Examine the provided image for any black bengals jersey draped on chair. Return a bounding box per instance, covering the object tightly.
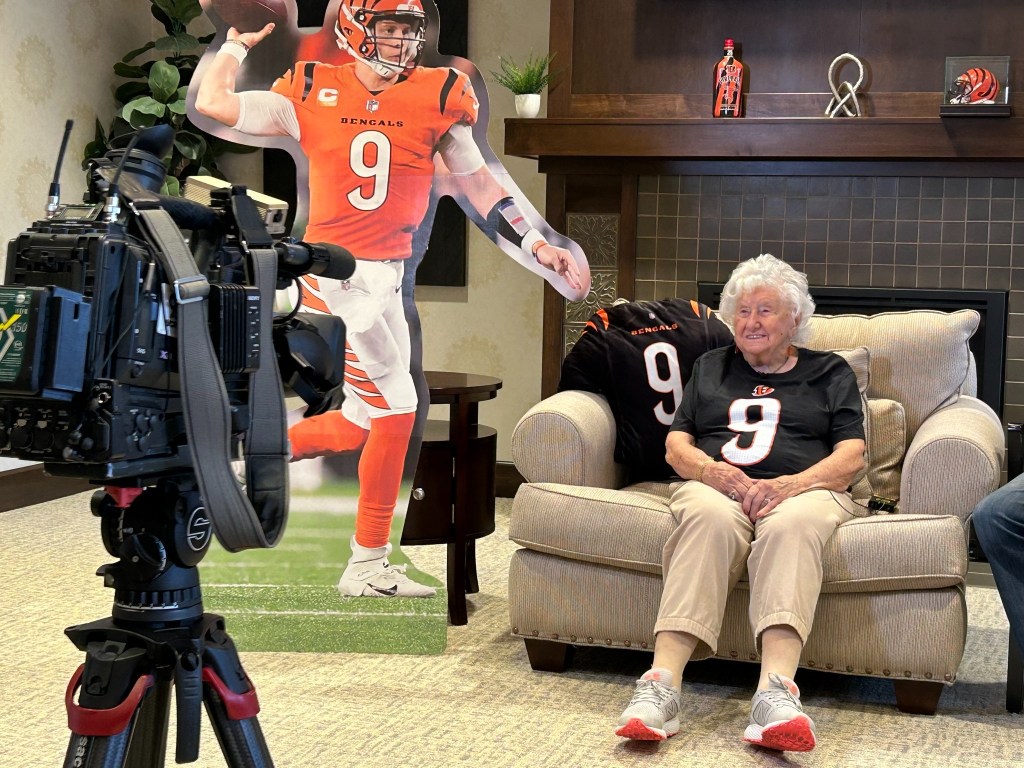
[558,298,734,481]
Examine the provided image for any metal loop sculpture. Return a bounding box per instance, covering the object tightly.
[826,53,865,118]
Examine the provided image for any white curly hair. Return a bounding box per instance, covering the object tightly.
[716,254,816,345]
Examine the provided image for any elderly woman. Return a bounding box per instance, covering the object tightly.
[615,254,865,753]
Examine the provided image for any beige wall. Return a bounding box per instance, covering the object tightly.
[0,0,553,463]
[0,1,153,243]
[418,0,552,460]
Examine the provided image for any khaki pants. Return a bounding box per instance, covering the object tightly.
[654,481,855,659]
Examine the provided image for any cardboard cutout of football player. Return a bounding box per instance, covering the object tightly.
[191,0,590,599]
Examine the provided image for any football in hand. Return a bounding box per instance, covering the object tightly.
[207,0,290,32]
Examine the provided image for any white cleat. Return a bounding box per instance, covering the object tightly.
[337,537,437,598]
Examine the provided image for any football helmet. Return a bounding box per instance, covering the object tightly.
[336,0,427,79]
[947,67,1000,105]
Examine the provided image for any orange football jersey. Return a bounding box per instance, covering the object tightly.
[271,61,479,260]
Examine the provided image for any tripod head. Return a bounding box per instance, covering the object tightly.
[92,476,211,625]
[63,477,273,765]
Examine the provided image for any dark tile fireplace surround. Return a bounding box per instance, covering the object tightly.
[630,174,1024,424]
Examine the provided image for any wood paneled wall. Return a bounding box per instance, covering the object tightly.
[526,0,1024,397]
[548,0,1024,118]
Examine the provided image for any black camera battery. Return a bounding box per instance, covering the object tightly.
[208,284,261,374]
[0,286,90,399]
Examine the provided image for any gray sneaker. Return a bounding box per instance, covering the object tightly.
[743,673,816,752]
[615,672,681,741]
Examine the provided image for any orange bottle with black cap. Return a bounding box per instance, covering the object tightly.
[713,38,744,117]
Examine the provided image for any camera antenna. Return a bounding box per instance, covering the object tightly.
[104,131,142,223]
[46,119,74,218]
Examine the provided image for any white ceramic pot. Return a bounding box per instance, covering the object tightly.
[514,93,541,118]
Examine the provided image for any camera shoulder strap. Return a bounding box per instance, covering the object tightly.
[134,205,287,551]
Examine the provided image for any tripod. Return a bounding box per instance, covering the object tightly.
[61,477,274,767]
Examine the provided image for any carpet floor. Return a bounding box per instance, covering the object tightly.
[1,493,1021,767]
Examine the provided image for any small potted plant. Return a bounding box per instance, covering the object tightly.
[491,53,556,118]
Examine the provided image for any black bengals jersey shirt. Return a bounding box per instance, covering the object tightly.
[670,346,864,479]
[558,298,734,481]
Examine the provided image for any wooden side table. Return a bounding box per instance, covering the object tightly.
[402,371,502,625]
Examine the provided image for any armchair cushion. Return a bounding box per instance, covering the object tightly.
[805,310,979,442]
[509,482,967,593]
[509,482,673,575]
[865,398,906,502]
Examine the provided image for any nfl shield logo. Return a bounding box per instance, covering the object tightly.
[366,99,380,113]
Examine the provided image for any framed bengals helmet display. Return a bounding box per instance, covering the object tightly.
[940,55,1011,117]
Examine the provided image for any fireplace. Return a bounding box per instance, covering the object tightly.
[697,284,1007,415]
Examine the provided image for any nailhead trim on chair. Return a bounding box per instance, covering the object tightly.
[512,630,957,683]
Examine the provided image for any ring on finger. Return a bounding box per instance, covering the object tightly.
[729,491,738,501]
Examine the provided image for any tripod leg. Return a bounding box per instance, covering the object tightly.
[201,624,275,767]
[63,649,164,768]
[124,678,173,768]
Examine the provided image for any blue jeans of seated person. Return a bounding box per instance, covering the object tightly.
[972,473,1024,656]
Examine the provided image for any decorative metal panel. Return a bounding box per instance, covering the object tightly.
[567,213,619,268]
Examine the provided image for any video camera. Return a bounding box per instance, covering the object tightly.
[0,123,354,550]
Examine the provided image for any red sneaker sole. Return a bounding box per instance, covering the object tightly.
[745,716,816,752]
[615,718,674,741]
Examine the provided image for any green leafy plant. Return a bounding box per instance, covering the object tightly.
[490,53,556,95]
[83,0,255,196]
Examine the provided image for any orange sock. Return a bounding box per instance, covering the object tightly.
[288,411,369,460]
[354,412,416,549]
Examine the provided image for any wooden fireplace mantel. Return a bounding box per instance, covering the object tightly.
[505,114,1024,167]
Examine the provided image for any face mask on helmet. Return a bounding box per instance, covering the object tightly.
[948,67,1000,105]
[336,1,427,79]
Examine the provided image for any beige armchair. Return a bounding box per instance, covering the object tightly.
[508,310,1004,714]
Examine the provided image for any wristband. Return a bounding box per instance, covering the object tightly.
[220,40,249,64]
[695,457,713,483]
[522,228,547,258]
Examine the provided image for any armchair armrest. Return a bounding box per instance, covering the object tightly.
[901,396,1004,521]
[511,390,627,489]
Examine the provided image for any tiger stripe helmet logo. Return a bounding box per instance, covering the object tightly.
[948,67,1000,105]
